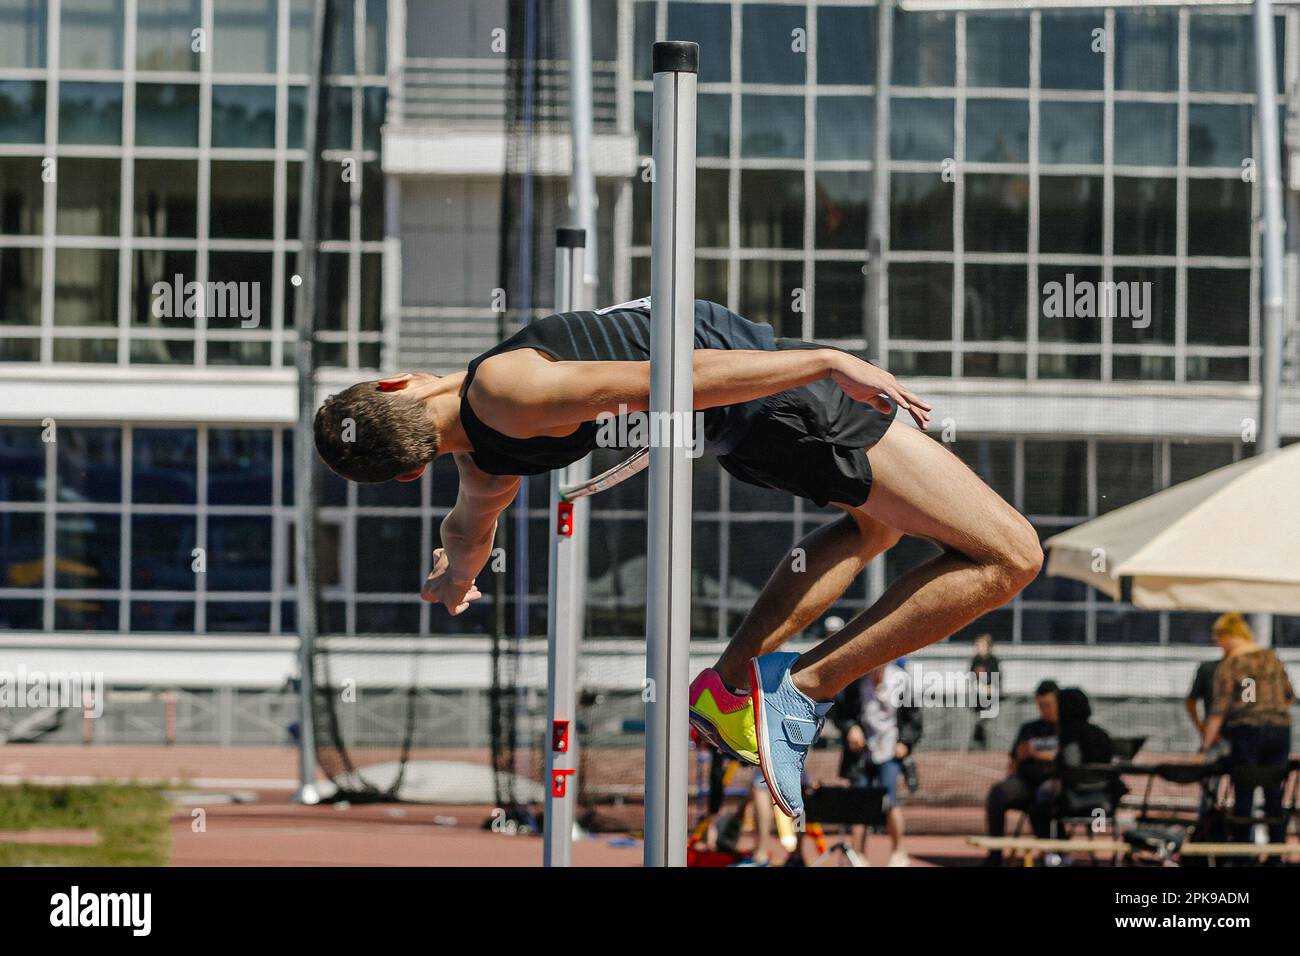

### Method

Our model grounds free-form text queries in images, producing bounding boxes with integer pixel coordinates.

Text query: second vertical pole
[645,40,697,869]
[544,227,587,866]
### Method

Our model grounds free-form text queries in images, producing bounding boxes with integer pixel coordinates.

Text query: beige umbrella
[1044,442,1300,613]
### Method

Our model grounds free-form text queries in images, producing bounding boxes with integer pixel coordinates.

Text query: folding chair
[802,786,888,867]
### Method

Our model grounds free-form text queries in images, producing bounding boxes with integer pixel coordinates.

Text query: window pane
[136,0,200,71]
[130,515,197,590]
[667,1,730,84]
[892,11,954,87]
[58,81,123,145]
[1187,179,1250,257]
[966,99,1028,163]
[890,172,952,251]
[1114,102,1176,167]
[1040,101,1102,165]
[56,514,120,588]
[741,95,803,159]
[890,98,953,161]
[55,157,120,236]
[1189,15,1252,93]
[0,425,44,500]
[966,14,1029,88]
[1023,441,1088,516]
[739,169,803,248]
[135,83,200,147]
[817,6,874,86]
[133,159,198,238]
[1170,442,1236,486]
[209,428,273,505]
[1188,104,1251,168]
[362,86,385,150]
[1114,177,1176,256]
[326,0,355,75]
[1038,265,1101,344]
[208,252,273,334]
[813,261,865,339]
[57,426,121,503]
[1187,269,1249,346]
[964,264,1026,343]
[738,259,801,336]
[212,85,276,148]
[0,513,42,592]
[61,0,125,70]
[889,262,951,341]
[1040,11,1104,90]
[697,93,730,158]
[1112,266,1175,347]
[52,338,116,362]
[132,427,196,503]
[356,517,423,592]
[207,516,272,591]
[814,170,868,250]
[131,601,194,632]
[213,0,278,73]
[0,157,44,235]
[358,252,381,334]
[0,0,47,68]
[364,0,386,73]
[131,249,195,328]
[0,247,41,325]
[287,86,305,148]
[0,80,45,143]
[741,3,805,85]
[1096,442,1156,514]
[210,161,275,239]
[1039,175,1102,255]
[816,96,871,160]
[964,174,1027,253]
[289,0,312,72]
[1115,9,1177,92]
[54,249,118,328]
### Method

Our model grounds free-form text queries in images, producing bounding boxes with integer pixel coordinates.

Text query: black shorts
[717,340,897,508]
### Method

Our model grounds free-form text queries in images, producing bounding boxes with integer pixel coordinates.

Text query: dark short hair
[1034,680,1060,697]
[313,381,439,483]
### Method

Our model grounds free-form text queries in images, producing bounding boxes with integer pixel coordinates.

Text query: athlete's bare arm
[421,452,520,615]
[470,347,931,438]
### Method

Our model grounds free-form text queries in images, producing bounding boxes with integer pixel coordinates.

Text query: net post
[645,40,697,868]
[544,227,587,866]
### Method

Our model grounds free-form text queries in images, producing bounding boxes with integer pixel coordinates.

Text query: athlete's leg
[712,510,901,691]
[791,419,1042,701]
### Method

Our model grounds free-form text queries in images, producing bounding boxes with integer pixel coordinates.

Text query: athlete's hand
[829,353,932,429]
[846,725,867,753]
[421,547,482,615]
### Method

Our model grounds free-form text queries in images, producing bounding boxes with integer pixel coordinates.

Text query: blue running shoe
[749,652,833,820]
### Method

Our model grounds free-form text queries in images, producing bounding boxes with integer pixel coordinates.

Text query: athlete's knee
[990,512,1043,593]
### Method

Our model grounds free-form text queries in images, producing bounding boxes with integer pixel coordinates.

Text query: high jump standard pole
[645,40,697,868]
[544,227,587,866]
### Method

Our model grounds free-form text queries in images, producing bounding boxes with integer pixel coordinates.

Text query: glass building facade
[1,1,1297,650]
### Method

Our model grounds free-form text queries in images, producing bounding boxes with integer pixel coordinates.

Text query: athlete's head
[313,374,440,483]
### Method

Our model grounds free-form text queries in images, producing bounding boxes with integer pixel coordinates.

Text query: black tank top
[460,299,775,476]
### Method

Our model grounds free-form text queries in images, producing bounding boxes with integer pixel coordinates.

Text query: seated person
[1029,687,1124,838]
[984,680,1058,865]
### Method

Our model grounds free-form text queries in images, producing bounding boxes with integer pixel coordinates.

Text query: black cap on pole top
[556,226,586,248]
[653,40,699,75]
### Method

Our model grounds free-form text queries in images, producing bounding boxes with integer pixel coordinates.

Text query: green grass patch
[0,784,171,866]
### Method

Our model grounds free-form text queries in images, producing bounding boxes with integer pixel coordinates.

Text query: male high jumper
[313,299,1042,818]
